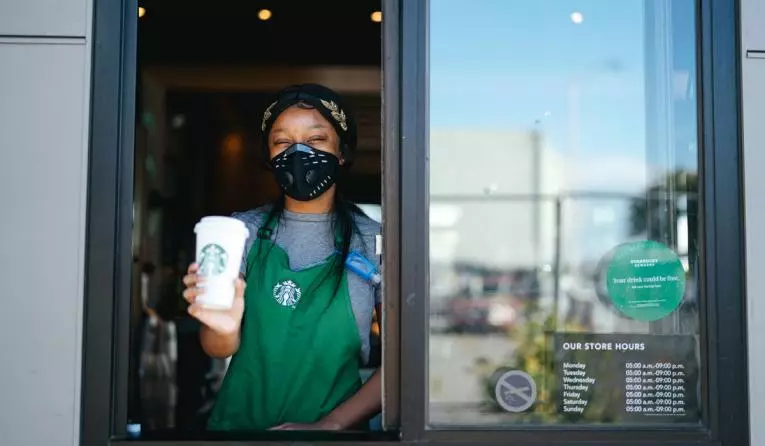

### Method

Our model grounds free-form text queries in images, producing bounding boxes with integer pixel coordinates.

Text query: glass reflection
[428,0,700,426]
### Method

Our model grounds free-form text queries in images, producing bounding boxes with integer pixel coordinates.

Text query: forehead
[270,105,333,131]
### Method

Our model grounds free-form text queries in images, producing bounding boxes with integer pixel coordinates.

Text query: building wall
[742,1,765,445]
[0,1,92,446]
[429,129,564,270]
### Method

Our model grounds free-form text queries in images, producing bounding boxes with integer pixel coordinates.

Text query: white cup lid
[194,216,249,238]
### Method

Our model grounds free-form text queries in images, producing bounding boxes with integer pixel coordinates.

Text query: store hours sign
[554,333,700,424]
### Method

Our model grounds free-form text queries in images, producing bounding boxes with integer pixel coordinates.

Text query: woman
[182,84,382,431]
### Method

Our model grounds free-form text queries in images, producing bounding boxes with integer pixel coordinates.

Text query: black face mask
[269,143,340,201]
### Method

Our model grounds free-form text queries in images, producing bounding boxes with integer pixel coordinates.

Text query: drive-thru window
[81,1,748,445]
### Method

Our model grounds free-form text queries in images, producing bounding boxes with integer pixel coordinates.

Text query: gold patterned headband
[319,99,348,131]
[261,101,278,131]
[261,99,348,132]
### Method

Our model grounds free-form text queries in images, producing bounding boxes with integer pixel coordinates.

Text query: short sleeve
[231,208,268,277]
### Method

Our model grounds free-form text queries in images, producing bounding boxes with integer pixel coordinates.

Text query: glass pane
[428,0,701,427]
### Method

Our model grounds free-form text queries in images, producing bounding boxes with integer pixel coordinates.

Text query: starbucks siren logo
[199,244,228,276]
[273,280,302,308]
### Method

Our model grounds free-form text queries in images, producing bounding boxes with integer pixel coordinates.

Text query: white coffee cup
[194,216,250,309]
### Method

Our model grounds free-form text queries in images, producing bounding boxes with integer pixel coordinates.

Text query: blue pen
[343,251,382,285]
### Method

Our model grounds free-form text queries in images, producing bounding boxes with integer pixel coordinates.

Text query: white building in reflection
[430,128,565,274]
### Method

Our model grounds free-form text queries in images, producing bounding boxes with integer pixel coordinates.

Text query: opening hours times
[624,361,687,416]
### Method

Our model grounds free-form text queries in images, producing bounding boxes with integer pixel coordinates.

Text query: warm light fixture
[222,133,244,157]
[258,9,272,21]
[138,6,146,18]
[570,11,584,24]
[371,11,382,23]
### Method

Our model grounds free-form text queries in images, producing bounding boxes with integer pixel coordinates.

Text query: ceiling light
[222,133,244,156]
[138,6,146,18]
[371,11,382,23]
[171,114,186,129]
[258,9,272,21]
[570,11,584,24]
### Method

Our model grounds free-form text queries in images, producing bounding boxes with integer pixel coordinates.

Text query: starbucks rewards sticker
[606,240,686,321]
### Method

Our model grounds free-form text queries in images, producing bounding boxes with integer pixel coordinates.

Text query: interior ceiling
[138,0,383,66]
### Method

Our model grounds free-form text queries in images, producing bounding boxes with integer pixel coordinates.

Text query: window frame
[81,0,137,443]
[81,0,748,445]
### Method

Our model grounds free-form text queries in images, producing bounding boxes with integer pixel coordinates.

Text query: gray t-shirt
[232,206,382,364]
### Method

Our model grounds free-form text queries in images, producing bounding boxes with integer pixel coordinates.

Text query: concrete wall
[742,1,765,445]
[0,1,92,445]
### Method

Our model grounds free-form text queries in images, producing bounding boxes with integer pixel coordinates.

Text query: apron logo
[199,244,228,276]
[273,280,302,308]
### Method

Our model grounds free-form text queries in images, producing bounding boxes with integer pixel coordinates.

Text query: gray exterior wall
[743,1,765,445]
[0,1,92,446]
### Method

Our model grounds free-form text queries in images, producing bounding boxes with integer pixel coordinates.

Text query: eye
[272,139,291,146]
[307,135,328,143]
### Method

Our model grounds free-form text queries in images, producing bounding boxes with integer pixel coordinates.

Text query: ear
[339,142,350,165]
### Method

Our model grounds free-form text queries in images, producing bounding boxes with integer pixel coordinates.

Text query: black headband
[260,84,357,166]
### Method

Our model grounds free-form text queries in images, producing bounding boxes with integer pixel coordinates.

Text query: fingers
[187,303,215,327]
[187,302,204,319]
[184,276,246,325]
[182,285,204,304]
[184,279,244,306]
[182,268,200,287]
[187,303,241,335]
[182,263,203,304]
[269,423,323,431]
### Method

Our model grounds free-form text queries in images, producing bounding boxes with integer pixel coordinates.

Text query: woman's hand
[182,263,245,335]
[269,420,342,431]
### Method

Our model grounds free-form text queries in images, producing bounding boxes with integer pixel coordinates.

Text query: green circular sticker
[606,240,685,321]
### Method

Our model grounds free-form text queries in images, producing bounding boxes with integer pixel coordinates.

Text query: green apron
[207,225,362,431]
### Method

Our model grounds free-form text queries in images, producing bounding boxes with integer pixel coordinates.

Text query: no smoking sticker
[494,370,537,413]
